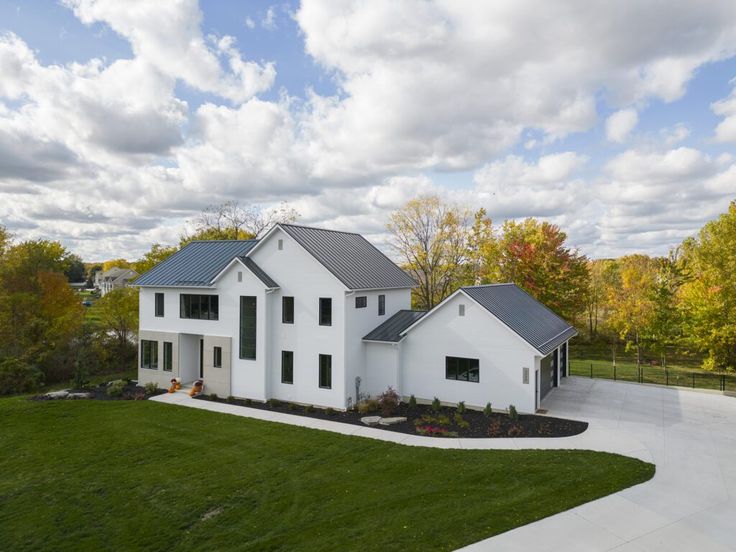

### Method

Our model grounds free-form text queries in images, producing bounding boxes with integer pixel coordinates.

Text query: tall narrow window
[319,354,332,389]
[355,296,367,308]
[378,294,385,316]
[459,304,465,316]
[277,239,283,250]
[282,296,294,324]
[281,351,294,384]
[239,296,257,360]
[155,293,164,317]
[163,341,172,371]
[319,298,332,326]
[141,340,158,369]
[213,346,222,368]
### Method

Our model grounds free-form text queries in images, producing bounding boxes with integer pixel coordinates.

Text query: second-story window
[378,294,385,316]
[282,296,294,324]
[240,296,257,360]
[180,294,219,320]
[355,296,367,308]
[155,293,164,317]
[319,298,332,326]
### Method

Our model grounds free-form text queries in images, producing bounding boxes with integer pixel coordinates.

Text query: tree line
[388,197,736,372]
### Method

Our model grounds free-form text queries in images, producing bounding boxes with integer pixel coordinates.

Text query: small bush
[143,382,158,396]
[267,398,282,408]
[325,407,337,416]
[245,399,252,405]
[209,393,219,401]
[415,425,458,438]
[508,404,519,422]
[431,397,441,412]
[408,395,417,409]
[378,387,400,417]
[483,402,493,418]
[357,398,380,414]
[488,418,503,437]
[0,358,44,395]
[507,424,525,437]
[287,402,299,411]
[305,404,315,413]
[456,401,466,414]
[453,412,470,430]
[227,395,235,403]
[106,379,126,397]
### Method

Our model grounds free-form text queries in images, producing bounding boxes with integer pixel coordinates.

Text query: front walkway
[151,377,736,551]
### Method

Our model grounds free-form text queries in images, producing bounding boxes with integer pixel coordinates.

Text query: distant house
[96,267,139,296]
[134,223,575,413]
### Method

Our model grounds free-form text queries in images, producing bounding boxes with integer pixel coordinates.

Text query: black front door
[199,339,204,378]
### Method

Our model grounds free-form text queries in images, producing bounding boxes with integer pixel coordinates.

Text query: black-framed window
[213,346,222,368]
[281,351,294,384]
[445,356,479,383]
[180,294,219,320]
[282,296,294,324]
[378,294,385,316]
[141,340,158,369]
[239,296,257,360]
[319,298,332,326]
[355,296,367,309]
[155,293,164,317]
[163,341,172,371]
[319,354,332,389]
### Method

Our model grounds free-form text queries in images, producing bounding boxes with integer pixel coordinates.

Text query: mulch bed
[32,381,166,401]
[194,395,588,439]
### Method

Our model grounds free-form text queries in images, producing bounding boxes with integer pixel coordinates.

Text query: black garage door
[539,350,558,400]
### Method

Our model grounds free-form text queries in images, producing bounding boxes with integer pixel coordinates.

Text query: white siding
[400,293,538,413]
[363,341,400,398]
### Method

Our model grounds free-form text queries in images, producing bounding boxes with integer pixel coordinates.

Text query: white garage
[363,283,577,413]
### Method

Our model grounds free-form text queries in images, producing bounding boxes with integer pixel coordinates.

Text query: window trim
[319,354,332,389]
[163,341,172,372]
[445,356,479,383]
[213,346,222,368]
[239,296,257,360]
[378,294,385,316]
[155,293,164,317]
[282,296,294,324]
[281,350,294,384]
[355,296,367,309]
[319,297,332,326]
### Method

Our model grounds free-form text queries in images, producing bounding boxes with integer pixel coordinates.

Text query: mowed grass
[0,398,654,552]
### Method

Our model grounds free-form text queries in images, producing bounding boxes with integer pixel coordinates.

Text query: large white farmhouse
[136,223,575,413]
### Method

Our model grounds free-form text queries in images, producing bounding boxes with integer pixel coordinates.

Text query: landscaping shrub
[287,402,299,411]
[484,402,492,417]
[267,398,282,408]
[507,424,525,437]
[453,412,470,430]
[408,394,417,409]
[326,407,337,416]
[378,387,400,417]
[357,398,379,414]
[0,358,44,395]
[431,397,441,412]
[457,401,466,414]
[210,393,219,401]
[227,395,235,403]
[415,425,458,438]
[508,405,519,422]
[106,379,126,398]
[143,382,158,396]
[305,404,315,413]
[488,418,503,437]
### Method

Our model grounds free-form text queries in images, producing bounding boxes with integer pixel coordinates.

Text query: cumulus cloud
[606,108,638,143]
[712,84,736,142]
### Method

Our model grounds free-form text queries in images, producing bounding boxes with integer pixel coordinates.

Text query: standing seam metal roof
[363,310,427,342]
[277,224,416,290]
[239,257,279,288]
[460,283,577,355]
[134,240,258,287]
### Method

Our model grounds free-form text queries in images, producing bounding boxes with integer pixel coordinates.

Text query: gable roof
[363,310,427,342]
[460,284,577,355]
[135,240,258,287]
[238,257,278,288]
[109,268,138,284]
[270,224,416,290]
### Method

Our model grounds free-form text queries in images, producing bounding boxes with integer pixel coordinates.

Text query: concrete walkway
[151,377,736,551]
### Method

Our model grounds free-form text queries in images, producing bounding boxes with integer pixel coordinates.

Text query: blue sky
[0,1,734,260]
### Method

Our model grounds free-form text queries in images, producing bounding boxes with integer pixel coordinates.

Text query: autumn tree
[463,208,498,285]
[133,243,178,274]
[585,259,618,339]
[102,258,131,272]
[679,201,736,371]
[387,196,472,310]
[647,252,686,367]
[494,219,589,321]
[96,287,139,372]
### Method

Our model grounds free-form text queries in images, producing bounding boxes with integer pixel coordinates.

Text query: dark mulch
[32,381,166,401]
[194,395,588,439]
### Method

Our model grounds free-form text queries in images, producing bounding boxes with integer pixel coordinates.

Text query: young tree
[387,196,472,310]
[64,253,86,283]
[647,252,686,367]
[463,208,498,285]
[96,287,139,372]
[585,259,618,339]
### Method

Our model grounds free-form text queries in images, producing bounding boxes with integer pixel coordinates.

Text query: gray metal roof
[238,257,278,288]
[461,284,577,355]
[278,224,416,290]
[363,310,427,342]
[135,240,258,287]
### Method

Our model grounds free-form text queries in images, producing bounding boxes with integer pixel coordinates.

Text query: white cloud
[244,16,255,30]
[606,108,639,143]
[261,6,278,30]
[712,85,736,142]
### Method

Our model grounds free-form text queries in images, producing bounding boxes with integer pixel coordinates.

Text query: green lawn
[0,398,653,551]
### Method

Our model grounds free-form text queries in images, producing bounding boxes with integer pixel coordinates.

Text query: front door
[199,339,204,379]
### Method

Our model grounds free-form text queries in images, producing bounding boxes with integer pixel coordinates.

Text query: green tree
[96,287,139,372]
[463,208,498,285]
[133,244,178,274]
[102,258,131,272]
[387,196,471,309]
[64,254,86,283]
[647,252,686,367]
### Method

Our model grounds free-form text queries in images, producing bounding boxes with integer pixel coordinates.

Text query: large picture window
[155,293,164,317]
[319,354,332,389]
[282,296,294,324]
[239,296,257,360]
[281,351,294,384]
[445,356,479,383]
[141,340,158,369]
[319,298,332,326]
[163,341,172,371]
[180,294,219,320]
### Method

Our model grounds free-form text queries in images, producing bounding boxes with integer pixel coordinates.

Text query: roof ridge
[278,222,361,236]
[461,282,514,289]
[186,239,259,243]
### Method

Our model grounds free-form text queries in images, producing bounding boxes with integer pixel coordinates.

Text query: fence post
[613,364,617,381]
[666,369,669,387]
[692,372,695,388]
[721,374,726,392]
[590,363,593,379]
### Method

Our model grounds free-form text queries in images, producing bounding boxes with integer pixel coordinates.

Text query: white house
[136,223,575,412]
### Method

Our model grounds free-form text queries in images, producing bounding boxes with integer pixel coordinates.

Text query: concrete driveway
[463,376,736,551]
